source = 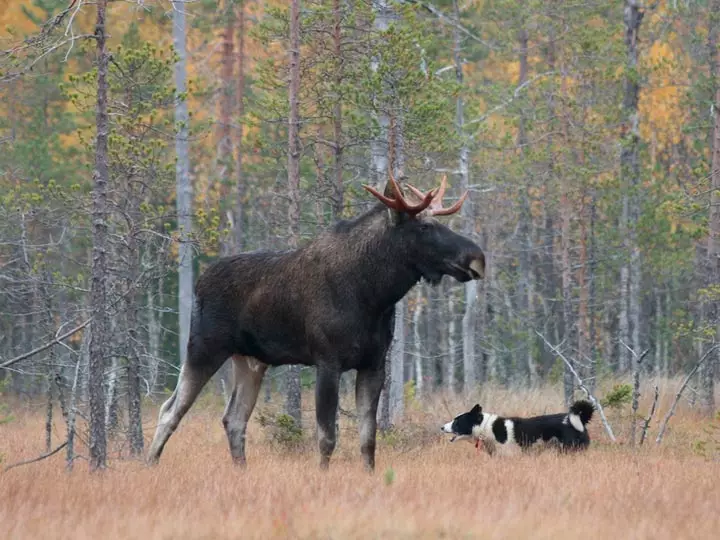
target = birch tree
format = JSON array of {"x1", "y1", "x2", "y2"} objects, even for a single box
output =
[
  {"x1": 285, "y1": 0, "x2": 303, "y2": 428},
  {"x1": 173, "y1": 0, "x2": 193, "y2": 368}
]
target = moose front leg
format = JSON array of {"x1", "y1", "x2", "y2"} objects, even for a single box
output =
[
  {"x1": 355, "y1": 366, "x2": 384, "y2": 472},
  {"x1": 315, "y1": 365, "x2": 341, "y2": 470}
]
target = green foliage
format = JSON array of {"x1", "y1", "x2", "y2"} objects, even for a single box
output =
[
  {"x1": 255, "y1": 409, "x2": 304, "y2": 449},
  {"x1": 384, "y1": 466, "x2": 395, "y2": 486},
  {"x1": 692, "y1": 412, "x2": 720, "y2": 460},
  {"x1": 0, "y1": 378, "x2": 14, "y2": 426},
  {"x1": 601, "y1": 384, "x2": 633, "y2": 410}
]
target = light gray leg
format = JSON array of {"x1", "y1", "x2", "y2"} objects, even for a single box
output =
[
  {"x1": 147, "y1": 362, "x2": 212, "y2": 465},
  {"x1": 222, "y1": 355, "x2": 268, "y2": 465},
  {"x1": 355, "y1": 367, "x2": 385, "y2": 472}
]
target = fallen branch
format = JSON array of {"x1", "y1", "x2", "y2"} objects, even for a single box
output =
[
  {"x1": 639, "y1": 384, "x2": 659, "y2": 446},
  {"x1": 0, "y1": 319, "x2": 90, "y2": 371},
  {"x1": 535, "y1": 331, "x2": 617, "y2": 443},
  {"x1": 4, "y1": 440, "x2": 68, "y2": 473},
  {"x1": 655, "y1": 344, "x2": 720, "y2": 445}
]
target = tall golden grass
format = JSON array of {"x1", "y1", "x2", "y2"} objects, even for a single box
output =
[{"x1": 1, "y1": 379, "x2": 719, "y2": 539}]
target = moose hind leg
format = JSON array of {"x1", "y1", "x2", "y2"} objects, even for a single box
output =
[
  {"x1": 355, "y1": 367, "x2": 384, "y2": 472},
  {"x1": 222, "y1": 355, "x2": 267, "y2": 465},
  {"x1": 147, "y1": 361, "x2": 213, "y2": 464},
  {"x1": 315, "y1": 366, "x2": 341, "y2": 470}
]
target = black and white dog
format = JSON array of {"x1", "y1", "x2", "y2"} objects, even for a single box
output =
[{"x1": 441, "y1": 400, "x2": 595, "y2": 456}]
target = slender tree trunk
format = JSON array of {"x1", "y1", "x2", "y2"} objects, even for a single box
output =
[
  {"x1": 578, "y1": 196, "x2": 590, "y2": 374},
  {"x1": 388, "y1": 116, "x2": 405, "y2": 422},
  {"x1": 447, "y1": 291, "x2": 457, "y2": 393},
  {"x1": 214, "y1": 4, "x2": 238, "y2": 395},
  {"x1": 105, "y1": 352, "x2": 119, "y2": 436},
  {"x1": 146, "y1": 254, "x2": 161, "y2": 394},
  {"x1": 370, "y1": 0, "x2": 391, "y2": 187},
  {"x1": 516, "y1": 25, "x2": 536, "y2": 385},
  {"x1": 234, "y1": 0, "x2": 246, "y2": 252},
  {"x1": 88, "y1": 0, "x2": 110, "y2": 471},
  {"x1": 66, "y1": 359, "x2": 80, "y2": 470},
  {"x1": 173, "y1": 0, "x2": 193, "y2": 368},
  {"x1": 703, "y1": 0, "x2": 720, "y2": 416},
  {"x1": 332, "y1": 0, "x2": 344, "y2": 219},
  {"x1": 126, "y1": 225, "x2": 143, "y2": 457},
  {"x1": 588, "y1": 190, "x2": 598, "y2": 392},
  {"x1": 452, "y1": 0, "x2": 477, "y2": 393},
  {"x1": 412, "y1": 286, "x2": 424, "y2": 396},
  {"x1": 622, "y1": 1, "x2": 644, "y2": 378},
  {"x1": 389, "y1": 297, "x2": 405, "y2": 423},
  {"x1": 45, "y1": 373, "x2": 53, "y2": 452},
  {"x1": 219, "y1": 0, "x2": 234, "y2": 173},
  {"x1": 285, "y1": 0, "x2": 303, "y2": 428}
]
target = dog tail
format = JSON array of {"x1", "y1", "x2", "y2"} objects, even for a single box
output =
[{"x1": 567, "y1": 400, "x2": 594, "y2": 432}]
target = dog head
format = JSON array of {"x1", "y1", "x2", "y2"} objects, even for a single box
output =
[{"x1": 441, "y1": 404, "x2": 483, "y2": 443}]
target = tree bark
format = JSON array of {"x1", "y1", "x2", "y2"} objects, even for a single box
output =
[
  {"x1": 88, "y1": 0, "x2": 110, "y2": 471},
  {"x1": 412, "y1": 286, "x2": 424, "y2": 396},
  {"x1": 452, "y1": 0, "x2": 477, "y2": 393},
  {"x1": 125, "y1": 223, "x2": 143, "y2": 457},
  {"x1": 588, "y1": 190, "x2": 598, "y2": 393},
  {"x1": 218, "y1": 0, "x2": 235, "y2": 175},
  {"x1": 703, "y1": 0, "x2": 720, "y2": 416},
  {"x1": 332, "y1": 0, "x2": 344, "y2": 219},
  {"x1": 516, "y1": 25, "x2": 537, "y2": 385},
  {"x1": 285, "y1": 0, "x2": 303, "y2": 428},
  {"x1": 622, "y1": 1, "x2": 644, "y2": 379},
  {"x1": 173, "y1": 0, "x2": 193, "y2": 369},
  {"x1": 234, "y1": 0, "x2": 246, "y2": 252}
]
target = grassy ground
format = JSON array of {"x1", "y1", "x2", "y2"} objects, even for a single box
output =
[{"x1": 1, "y1": 381, "x2": 719, "y2": 539}]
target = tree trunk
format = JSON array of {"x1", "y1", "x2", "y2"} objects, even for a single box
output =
[
  {"x1": 126, "y1": 226, "x2": 143, "y2": 457},
  {"x1": 370, "y1": 0, "x2": 391, "y2": 188},
  {"x1": 332, "y1": 0, "x2": 344, "y2": 219},
  {"x1": 218, "y1": 0, "x2": 234, "y2": 177},
  {"x1": 452, "y1": 0, "x2": 477, "y2": 393},
  {"x1": 516, "y1": 25, "x2": 536, "y2": 385},
  {"x1": 285, "y1": 0, "x2": 303, "y2": 428},
  {"x1": 622, "y1": 1, "x2": 644, "y2": 379},
  {"x1": 390, "y1": 298, "x2": 405, "y2": 422},
  {"x1": 447, "y1": 291, "x2": 457, "y2": 393},
  {"x1": 561, "y1": 193, "x2": 574, "y2": 404},
  {"x1": 578, "y1": 196, "x2": 590, "y2": 375},
  {"x1": 703, "y1": 0, "x2": 720, "y2": 416},
  {"x1": 88, "y1": 0, "x2": 110, "y2": 471},
  {"x1": 173, "y1": 0, "x2": 193, "y2": 369},
  {"x1": 234, "y1": 0, "x2": 246, "y2": 252},
  {"x1": 412, "y1": 286, "x2": 424, "y2": 396},
  {"x1": 588, "y1": 190, "x2": 598, "y2": 393},
  {"x1": 388, "y1": 116, "x2": 405, "y2": 421},
  {"x1": 146, "y1": 253, "x2": 161, "y2": 394}
]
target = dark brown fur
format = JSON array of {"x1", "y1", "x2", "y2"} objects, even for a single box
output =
[{"x1": 147, "y1": 179, "x2": 485, "y2": 471}]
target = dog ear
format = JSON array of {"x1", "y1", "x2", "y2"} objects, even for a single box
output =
[{"x1": 470, "y1": 404, "x2": 482, "y2": 416}]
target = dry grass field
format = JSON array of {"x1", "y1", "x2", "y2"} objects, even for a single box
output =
[{"x1": 1, "y1": 381, "x2": 719, "y2": 539}]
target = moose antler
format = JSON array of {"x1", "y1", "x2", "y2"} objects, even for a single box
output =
[
  {"x1": 362, "y1": 171, "x2": 437, "y2": 217},
  {"x1": 406, "y1": 175, "x2": 468, "y2": 217}
]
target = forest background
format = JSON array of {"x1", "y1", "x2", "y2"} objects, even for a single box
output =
[{"x1": 1, "y1": 0, "x2": 720, "y2": 469}]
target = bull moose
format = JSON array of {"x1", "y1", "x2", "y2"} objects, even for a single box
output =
[{"x1": 147, "y1": 174, "x2": 485, "y2": 471}]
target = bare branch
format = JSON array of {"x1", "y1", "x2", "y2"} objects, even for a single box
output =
[
  {"x1": 639, "y1": 384, "x2": 659, "y2": 446},
  {"x1": 656, "y1": 345, "x2": 720, "y2": 444},
  {"x1": 535, "y1": 330, "x2": 617, "y2": 443},
  {"x1": 0, "y1": 319, "x2": 90, "y2": 371},
  {"x1": 3, "y1": 441, "x2": 68, "y2": 473}
]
